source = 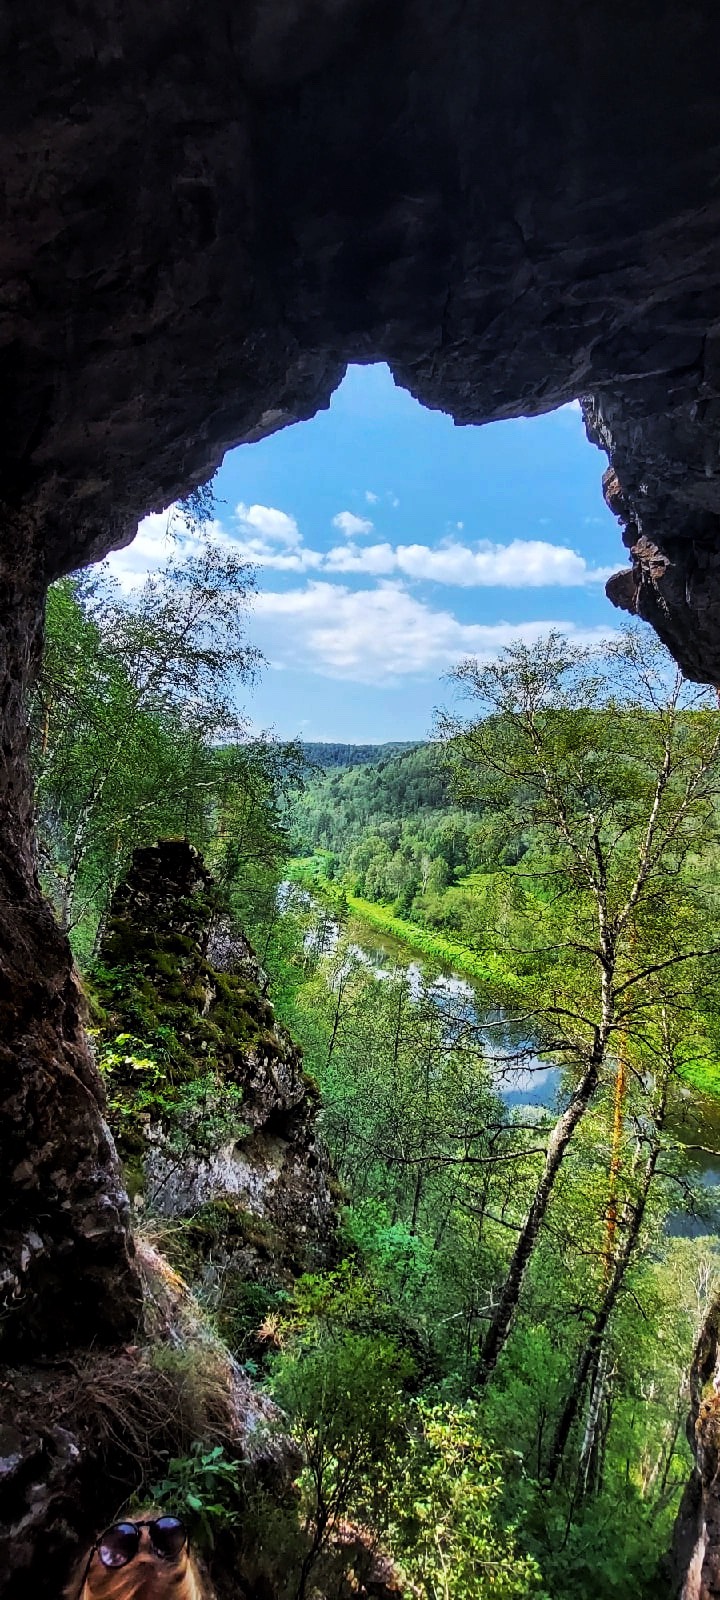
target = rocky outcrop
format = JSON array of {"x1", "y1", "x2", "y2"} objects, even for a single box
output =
[
  {"x1": 586, "y1": 398, "x2": 720, "y2": 685},
  {"x1": 93, "y1": 839, "x2": 336, "y2": 1273},
  {"x1": 0, "y1": 842, "x2": 335, "y2": 1600}
]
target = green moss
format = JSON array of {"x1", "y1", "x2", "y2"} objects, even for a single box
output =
[
  {"x1": 88, "y1": 921, "x2": 275, "y2": 1089},
  {"x1": 158, "y1": 1200, "x2": 285, "y2": 1289},
  {"x1": 85, "y1": 869, "x2": 317, "y2": 1225}
]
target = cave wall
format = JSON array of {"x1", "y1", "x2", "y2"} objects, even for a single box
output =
[{"x1": 0, "y1": 572, "x2": 140, "y2": 1352}]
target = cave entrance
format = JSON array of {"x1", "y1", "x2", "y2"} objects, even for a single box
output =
[{"x1": 103, "y1": 363, "x2": 623, "y2": 746}]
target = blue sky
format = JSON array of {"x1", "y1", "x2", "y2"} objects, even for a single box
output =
[{"x1": 108, "y1": 363, "x2": 627, "y2": 742}]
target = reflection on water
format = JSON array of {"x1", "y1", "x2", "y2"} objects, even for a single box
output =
[
  {"x1": 288, "y1": 883, "x2": 561, "y2": 1113},
  {"x1": 284, "y1": 883, "x2": 720, "y2": 1237}
]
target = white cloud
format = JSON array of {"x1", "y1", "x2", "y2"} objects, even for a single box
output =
[
  {"x1": 109, "y1": 498, "x2": 305, "y2": 590},
  {"x1": 324, "y1": 541, "x2": 397, "y2": 575},
  {"x1": 113, "y1": 501, "x2": 612, "y2": 596},
  {"x1": 332, "y1": 510, "x2": 374, "y2": 538},
  {"x1": 230, "y1": 536, "x2": 324, "y2": 572},
  {"x1": 106, "y1": 507, "x2": 231, "y2": 591},
  {"x1": 365, "y1": 490, "x2": 379, "y2": 504},
  {"x1": 251, "y1": 580, "x2": 614, "y2": 686},
  {"x1": 394, "y1": 538, "x2": 612, "y2": 587},
  {"x1": 319, "y1": 537, "x2": 611, "y2": 587},
  {"x1": 235, "y1": 502, "x2": 301, "y2": 547}
]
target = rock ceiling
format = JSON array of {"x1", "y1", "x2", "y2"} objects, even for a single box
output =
[{"x1": 2, "y1": 0, "x2": 720, "y2": 674}]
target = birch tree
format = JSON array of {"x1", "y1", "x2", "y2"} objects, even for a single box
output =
[{"x1": 438, "y1": 627, "x2": 720, "y2": 1384}]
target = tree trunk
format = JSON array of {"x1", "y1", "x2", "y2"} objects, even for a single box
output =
[
  {"x1": 0, "y1": 565, "x2": 140, "y2": 1353},
  {"x1": 547, "y1": 1109, "x2": 663, "y2": 1479},
  {"x1": 578, "y1": 1347, "x2": 611, "y2": 1496},
  {"x1": 475, "y1": 1046, "x2": 603, "y2": 1385}
]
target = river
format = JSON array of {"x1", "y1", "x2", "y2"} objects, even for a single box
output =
[{"x1": 286, "y1": 883, "x2": 720, "y2": 1238}]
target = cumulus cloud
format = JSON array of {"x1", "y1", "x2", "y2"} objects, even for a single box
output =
[
  {"x1": 235, "y1": 502, "x2": 301, "y2": 546},
  {"x1": 324, "y1": 542, "x2": 397, "y2": 575},
  {"x1": 108, "y1": 499, "x2": 305, "y2": 590},
  {"x1": 365, "y1": 490, "x2": 379, "y2": 504},
  {"x1": 323, "y1": 537, "x2": 612, "y2": 587},
  {"x1": 251, "y1": 580, "x2": 614, "y2": 686},
  {"x1": 228, "y1": 537, "x2": 324, "y2": 572},
  {"x1": 112, "y1": 499, "x2": 612, "y2": 597},
  {"x1": 395, "y1": 538, "x2": 611, "y2": 587},
  {"x1": 106, "y1": 500, "x2": 616, "y2": 694},
  {"x1": 332, "y1": 510, "x2": 375, "y2": 538}
]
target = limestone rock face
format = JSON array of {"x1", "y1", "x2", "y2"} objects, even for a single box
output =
[{"x1": 2, "y1": 2, "x2": 720, "y2": 681}]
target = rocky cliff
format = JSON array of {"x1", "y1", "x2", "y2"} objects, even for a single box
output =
[{"x1": 93, "y1": 840, "x2": 336, "y2": 1268}]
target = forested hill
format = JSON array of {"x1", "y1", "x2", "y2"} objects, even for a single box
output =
[
  {"x1": 292, "y1": 743, "x2": 449, "y2": 843},
  {"x1": 287, "y1": 741, "x2": 494, "y2": 920},
  {"x1": 300, "y1": 740, "x2": 420, "y2": 770}
]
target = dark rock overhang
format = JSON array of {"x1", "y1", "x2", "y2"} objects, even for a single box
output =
[{"x1": 3, "y1": 0, "x2": 720, "y2": 676}]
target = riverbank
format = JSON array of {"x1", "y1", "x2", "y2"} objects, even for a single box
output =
[
  {"x1": 285, "y1": 857, "x2": 720, "y2": 1102},
  {"x1": 288, "y1": 857, "x2": 523, "y2": 997}
]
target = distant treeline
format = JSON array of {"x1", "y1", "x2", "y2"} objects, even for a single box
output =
[{"x1": 300, "y1": 740, "x2": 422, "y2": 770}]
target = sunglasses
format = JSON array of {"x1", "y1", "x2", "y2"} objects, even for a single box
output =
[{"x1": 77, "y1": 1517, "x2": 188, "y2": 1593}]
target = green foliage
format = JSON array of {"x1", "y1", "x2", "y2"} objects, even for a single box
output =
[
  {"x1": 387, "y1": 1401, "x2": 544, "y2": 1599},
  {"x1": 271, "y1": 1328, "x2": 413, "y2": 1597},
  {"x1": 268, "y1": 1263, "x2": 544, "y2": 1599},
  {"x1": 32, "y1": 568, "x2": 303, "y2": 961},
  {"x1": 29, "y1": 576, "x2": 720, "y2": 1600},
  {"x1": 265, "y1": 666, "x2": 720, "y2": 1599},
  {"x1": 150, "y1": 1440, "x2": 243, "y2": 1550}
]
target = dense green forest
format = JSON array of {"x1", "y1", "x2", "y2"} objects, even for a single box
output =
[
  {"x1": 33, "y1": 565, "x2": 720, "y2": 1599},
  {"x1": 287, "y1": 739, "x2": 522, "y2": 914},
  {"x1": 300, "y1": 740, "x2": 420, "y2": 770}
]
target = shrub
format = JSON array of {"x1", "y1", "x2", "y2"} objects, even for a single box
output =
[
  {"x1": 150, "y1": 1441, "x2": 243, "y2": 1550},
  {"x1": 270, "y1": 1330, "x2": 414, "y2": 1600},
  {"x1": 387, "y1": 1401, "x2": 545, "y2": 1600}
]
